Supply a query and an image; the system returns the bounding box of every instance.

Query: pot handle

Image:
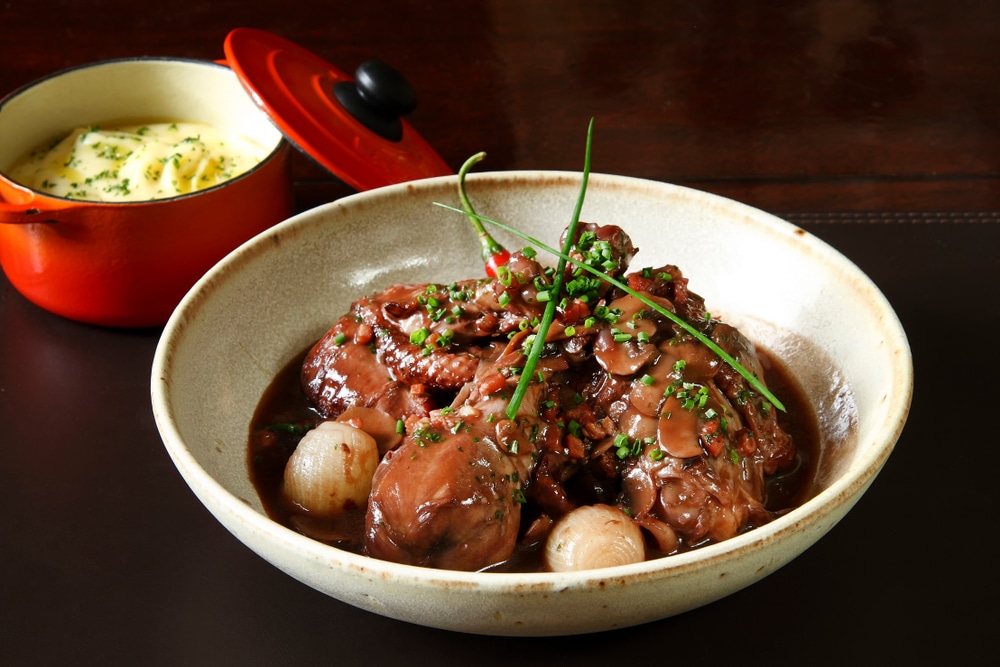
[0,197,84,225]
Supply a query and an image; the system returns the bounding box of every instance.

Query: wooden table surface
[1,1,996,664]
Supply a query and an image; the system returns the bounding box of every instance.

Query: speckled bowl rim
[151,171,912,632]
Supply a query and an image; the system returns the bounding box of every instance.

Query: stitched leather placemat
[783,211,1000,224]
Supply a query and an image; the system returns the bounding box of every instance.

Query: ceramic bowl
[151,172,912,635]
[0,58,292,327]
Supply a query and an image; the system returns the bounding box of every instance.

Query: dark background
[1,1,997,665]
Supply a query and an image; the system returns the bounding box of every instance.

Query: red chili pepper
[483,245,510,278]
[458,152,510,277]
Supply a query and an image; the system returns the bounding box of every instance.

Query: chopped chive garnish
[612,330,632,343]
[434,121,786,414]
[430,201,787,412]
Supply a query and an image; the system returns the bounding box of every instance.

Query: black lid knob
[333,60,417,142]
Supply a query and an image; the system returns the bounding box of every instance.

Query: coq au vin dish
[248,155,818,573]
[152,164,910,634]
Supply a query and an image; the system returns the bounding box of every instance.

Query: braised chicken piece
[255,222,802,572]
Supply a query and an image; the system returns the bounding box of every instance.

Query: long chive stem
[432,199,787,413]
[504,118,595,420]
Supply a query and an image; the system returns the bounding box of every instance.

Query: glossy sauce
[248,343,820,572]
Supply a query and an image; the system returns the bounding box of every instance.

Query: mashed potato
[8,121,271,202]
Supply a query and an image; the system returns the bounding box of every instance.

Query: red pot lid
[223,27,452,192]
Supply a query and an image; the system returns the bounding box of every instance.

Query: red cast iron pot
[0,58,293,327]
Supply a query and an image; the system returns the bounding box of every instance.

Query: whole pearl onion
[283,421,379,517]
[544,504,646,572]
